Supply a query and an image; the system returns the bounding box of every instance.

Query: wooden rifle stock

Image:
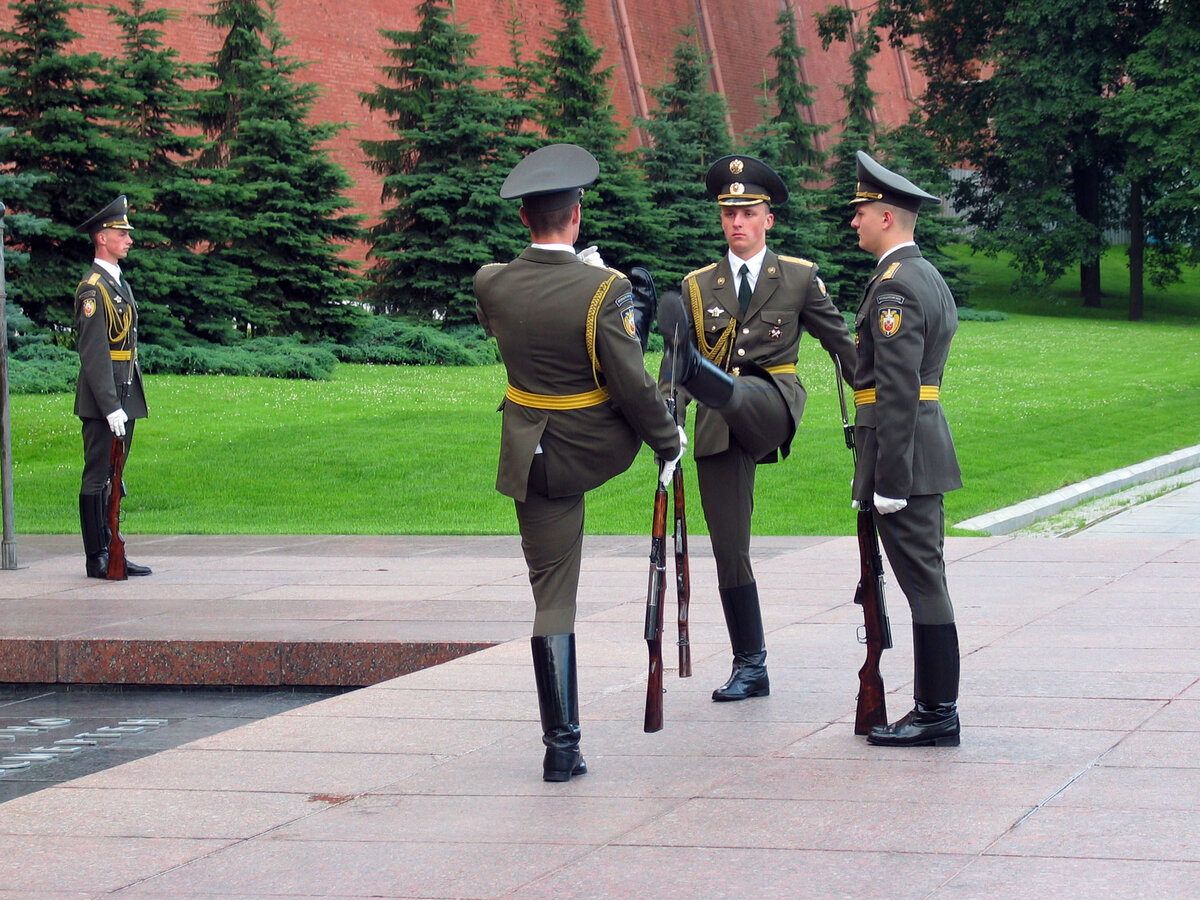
[853,506,892,733]
[644,471,669,733]
[105,437,127,581]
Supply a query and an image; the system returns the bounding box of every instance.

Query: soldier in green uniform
[658,155,856,702]
[73,195,152,579]
[848,150,962,747]
[474,144,684,782]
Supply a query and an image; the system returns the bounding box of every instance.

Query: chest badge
[706,306,724,318]
[769,325,782,341]
[879,307,902,338]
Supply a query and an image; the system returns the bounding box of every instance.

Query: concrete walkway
[0,479,1198,898]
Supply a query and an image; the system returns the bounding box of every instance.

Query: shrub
[328,317,499,366]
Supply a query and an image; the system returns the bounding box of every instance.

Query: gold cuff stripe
[110,350,132,361]
[854,385,940,406]
[505,384,610,410]
[764,364,797,376]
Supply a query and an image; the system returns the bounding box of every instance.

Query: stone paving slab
[0,527,1198,897]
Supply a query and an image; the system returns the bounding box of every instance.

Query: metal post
[0,201,18,568]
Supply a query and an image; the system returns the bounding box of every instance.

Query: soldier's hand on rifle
[106,408,129,438]
[577,245,606,268]
[873,493,907,515]
[658,426,687,488]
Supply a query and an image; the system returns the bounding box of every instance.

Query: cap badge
[730,183,744,195]
[729,159,744,175]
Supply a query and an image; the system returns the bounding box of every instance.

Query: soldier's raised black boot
[712,582,770,701]
[868,622,960,747]
[80,493,109,579]
[628,266,658,353]
[531,633,587,782]
[657,290,734,408]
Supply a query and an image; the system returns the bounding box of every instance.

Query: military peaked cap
[849,151,939,213]
[705,155,788,207]
[76,195,134,235]
[500,143,599,213]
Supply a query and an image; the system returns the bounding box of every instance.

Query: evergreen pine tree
[106,0,218,345]
[745,7,833,284]
[637,29,732,288]
[195,0,364,340]
[535,0,662,273]
[360,0,527,324]
[0,0,129,330]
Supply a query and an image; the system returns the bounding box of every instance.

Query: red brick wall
[2,0,924,231]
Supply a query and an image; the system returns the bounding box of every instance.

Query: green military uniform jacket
[475,248,680,502]
[74,264,148,421]
[852,245,961,501]
[679,249,856,461]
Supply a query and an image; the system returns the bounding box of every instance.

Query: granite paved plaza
[0,478,1198,898]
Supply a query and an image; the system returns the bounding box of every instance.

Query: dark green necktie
[737,263,752,317]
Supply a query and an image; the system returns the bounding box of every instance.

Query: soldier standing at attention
[848,150,962,747]
[657,155,856,702]
[474,143,685,782]
[74,195,152,579]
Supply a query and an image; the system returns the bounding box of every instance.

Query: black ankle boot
[628,266,657,353]
[657,290,734,408]
[531,634,587,782]
[868,623,960,747]
[712,582,770,701]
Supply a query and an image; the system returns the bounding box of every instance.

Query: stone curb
[955,444,1200,535]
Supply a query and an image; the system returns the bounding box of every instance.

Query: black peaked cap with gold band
[500,143,600,214]
[75,195,135,235]
[848,150,939,214]
[705,154,788,207]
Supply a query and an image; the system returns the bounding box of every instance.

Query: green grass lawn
[9,246,1199,537]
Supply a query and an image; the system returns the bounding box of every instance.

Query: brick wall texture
[2,0,924,228]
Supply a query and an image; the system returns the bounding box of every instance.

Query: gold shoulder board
[882,262,902,280]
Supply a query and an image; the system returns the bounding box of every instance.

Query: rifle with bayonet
[105,435,127,580]
[644,456,668,733]
[671,402,691,679]
[834,355,892,734]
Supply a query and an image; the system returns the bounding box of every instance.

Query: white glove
[106,408,129,438]
[873,493,908,515]
[658,426,688,488]
[577,245,606,268]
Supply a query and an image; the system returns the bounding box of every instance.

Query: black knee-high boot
[531,634,587,782]
[712,582,770,701]
[868,622,960,747]
[657,290,734,407]
[79,492,109,579]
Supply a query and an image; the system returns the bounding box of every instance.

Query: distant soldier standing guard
[474,144,684,782]
[848,151,962,746]
[74,195,152,579]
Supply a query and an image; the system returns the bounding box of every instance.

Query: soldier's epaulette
[777,254,815,269]
[685,262,718,280]
[881,261,902,280]
[604,265,627,280]
[476,262,504,272]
